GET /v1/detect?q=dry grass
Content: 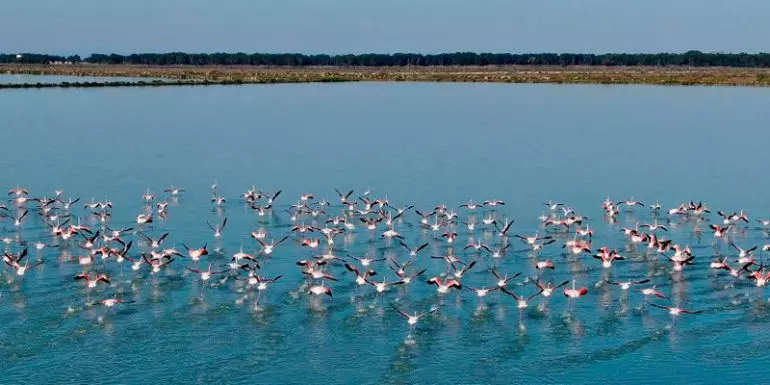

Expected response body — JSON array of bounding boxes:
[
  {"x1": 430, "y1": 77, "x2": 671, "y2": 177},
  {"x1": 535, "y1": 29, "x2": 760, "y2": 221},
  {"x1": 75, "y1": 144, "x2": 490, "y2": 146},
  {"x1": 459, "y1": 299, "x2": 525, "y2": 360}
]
[{"x1": 2, "y1": 64, "x2": 770, "y2": 87}]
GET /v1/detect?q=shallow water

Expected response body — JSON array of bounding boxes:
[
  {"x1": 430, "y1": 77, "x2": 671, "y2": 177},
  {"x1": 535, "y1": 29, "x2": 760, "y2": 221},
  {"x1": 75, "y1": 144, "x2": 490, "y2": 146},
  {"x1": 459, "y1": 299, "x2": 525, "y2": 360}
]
[
  {"x1": 0, "y1": 73, "x2": 163, "y2": 84},
  {"x1": 1, "y1": 82, "x2": 770, "y2": 384}
]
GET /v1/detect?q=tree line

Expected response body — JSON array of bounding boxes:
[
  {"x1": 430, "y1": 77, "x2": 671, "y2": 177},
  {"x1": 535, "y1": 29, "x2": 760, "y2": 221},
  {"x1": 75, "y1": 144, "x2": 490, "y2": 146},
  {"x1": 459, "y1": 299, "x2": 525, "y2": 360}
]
[
  {"x1": 3, "y1": 51, "x2": 770, "y2": 67},
  {"x1": 0, "y1": 53, "x2": 82, "y2": 64}
]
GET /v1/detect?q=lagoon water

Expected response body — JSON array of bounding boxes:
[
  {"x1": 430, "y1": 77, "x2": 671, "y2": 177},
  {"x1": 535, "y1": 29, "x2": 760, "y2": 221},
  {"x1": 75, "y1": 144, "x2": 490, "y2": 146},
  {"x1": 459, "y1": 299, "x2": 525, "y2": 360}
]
[
  {"x1": 0, "y1": 74, "x2": 163, "y2": 84},
  {"x1": 2, "y1": 82, "x2": 770, "y2": 384}
]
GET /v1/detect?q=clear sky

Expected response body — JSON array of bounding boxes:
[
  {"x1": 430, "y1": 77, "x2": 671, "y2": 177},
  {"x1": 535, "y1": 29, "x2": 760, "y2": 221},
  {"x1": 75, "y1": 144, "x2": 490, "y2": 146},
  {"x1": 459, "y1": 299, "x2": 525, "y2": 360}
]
[{"x1": 2, "y1": 0, "x2": 768, "y2": 55}]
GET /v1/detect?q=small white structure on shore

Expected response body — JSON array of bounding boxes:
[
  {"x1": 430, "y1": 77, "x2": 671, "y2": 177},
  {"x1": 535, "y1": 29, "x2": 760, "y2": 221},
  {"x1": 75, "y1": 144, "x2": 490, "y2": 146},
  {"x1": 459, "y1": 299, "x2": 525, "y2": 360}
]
[{"x1": 16, "y1": 54, "x2": 23, "y2": 59}]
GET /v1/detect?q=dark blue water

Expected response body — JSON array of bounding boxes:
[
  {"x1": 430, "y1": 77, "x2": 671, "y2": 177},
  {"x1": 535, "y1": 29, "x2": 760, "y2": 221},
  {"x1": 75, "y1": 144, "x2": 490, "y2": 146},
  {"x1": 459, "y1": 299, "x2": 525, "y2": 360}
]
[{"x1": 1, "y1": 82, "x2": 770, "y2": 384}]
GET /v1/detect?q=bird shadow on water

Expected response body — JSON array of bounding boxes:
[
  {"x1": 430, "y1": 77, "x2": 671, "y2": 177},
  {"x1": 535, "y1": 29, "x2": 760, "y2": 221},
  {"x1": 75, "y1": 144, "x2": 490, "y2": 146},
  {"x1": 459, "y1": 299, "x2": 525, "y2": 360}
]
[{"x1": 384, "y1": 324, "x2": 443, "y2": 384}]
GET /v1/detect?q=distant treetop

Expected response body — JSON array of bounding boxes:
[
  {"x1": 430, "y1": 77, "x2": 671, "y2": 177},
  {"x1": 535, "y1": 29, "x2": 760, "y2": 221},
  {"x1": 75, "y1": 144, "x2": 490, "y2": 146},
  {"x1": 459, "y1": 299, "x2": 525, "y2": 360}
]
[{"x1": 2, "y1": 51, "x2": 770, "y2": 67}]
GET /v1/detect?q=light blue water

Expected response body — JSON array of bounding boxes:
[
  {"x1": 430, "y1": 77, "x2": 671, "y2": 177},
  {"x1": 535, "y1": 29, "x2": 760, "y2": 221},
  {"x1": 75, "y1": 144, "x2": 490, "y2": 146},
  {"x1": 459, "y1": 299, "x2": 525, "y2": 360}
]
[
  {"x1": 0, "y1": 74, "x2": 163, "y2": 84},
  {"x1": 1, "y1": 82, "x2": 770, "y2": 384}
]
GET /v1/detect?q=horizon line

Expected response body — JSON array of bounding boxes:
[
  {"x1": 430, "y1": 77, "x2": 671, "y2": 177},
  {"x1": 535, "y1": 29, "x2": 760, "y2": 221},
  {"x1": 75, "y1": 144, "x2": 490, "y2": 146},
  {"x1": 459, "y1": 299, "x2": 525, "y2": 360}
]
[{"x1": 4, "y1": 50, "x2": 770, "y2": 56}]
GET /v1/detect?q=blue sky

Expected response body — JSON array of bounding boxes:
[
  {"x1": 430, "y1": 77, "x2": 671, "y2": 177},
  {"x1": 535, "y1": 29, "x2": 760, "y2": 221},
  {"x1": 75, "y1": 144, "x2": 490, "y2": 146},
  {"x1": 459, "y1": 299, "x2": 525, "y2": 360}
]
[{"x1": 2, "y1": 0, "x2": 768, "y2": 54}]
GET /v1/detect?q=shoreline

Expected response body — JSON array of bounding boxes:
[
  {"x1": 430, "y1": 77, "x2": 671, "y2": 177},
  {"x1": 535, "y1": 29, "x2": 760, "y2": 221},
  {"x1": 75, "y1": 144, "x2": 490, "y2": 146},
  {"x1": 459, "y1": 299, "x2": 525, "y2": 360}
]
[{"x1": 3, "y1": 64, "x2": 770, "y2": 88}]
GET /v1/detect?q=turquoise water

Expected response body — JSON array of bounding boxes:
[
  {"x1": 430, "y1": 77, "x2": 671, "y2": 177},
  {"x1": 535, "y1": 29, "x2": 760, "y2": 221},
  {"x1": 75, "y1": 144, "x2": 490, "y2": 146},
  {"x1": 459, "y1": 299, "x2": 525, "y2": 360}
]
[{"x1": 1, "y1": 82, "x2": 770, "y2": 384}]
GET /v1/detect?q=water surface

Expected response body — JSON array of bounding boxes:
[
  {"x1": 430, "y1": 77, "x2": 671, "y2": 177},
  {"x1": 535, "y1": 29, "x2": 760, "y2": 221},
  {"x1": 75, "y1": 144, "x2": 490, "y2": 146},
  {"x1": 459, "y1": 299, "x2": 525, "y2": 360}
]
[
  {"x1": 0, "y1": 73, "x2": 163, "y2": 84},
  {"x1": 1, "y1": 82, "x2": 770, "y2": 384}
]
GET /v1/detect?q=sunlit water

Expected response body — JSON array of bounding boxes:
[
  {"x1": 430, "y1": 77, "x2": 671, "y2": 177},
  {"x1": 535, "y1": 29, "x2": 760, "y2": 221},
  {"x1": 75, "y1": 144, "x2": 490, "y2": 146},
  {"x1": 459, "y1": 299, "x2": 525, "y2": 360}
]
[
  {"x1": 1, "y1": 82, "x2": 770, "y2": 384},
  {"x1": 0, "y1": 74, "x2": 163, "y2": 84}
]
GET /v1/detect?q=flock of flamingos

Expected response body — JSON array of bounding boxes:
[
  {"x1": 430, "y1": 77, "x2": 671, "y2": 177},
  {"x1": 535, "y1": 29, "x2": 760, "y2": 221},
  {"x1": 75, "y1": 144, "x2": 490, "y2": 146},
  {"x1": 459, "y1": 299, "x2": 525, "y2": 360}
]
[{"x1": 2, "y1": 183, "x2": 769, "y2": 329}]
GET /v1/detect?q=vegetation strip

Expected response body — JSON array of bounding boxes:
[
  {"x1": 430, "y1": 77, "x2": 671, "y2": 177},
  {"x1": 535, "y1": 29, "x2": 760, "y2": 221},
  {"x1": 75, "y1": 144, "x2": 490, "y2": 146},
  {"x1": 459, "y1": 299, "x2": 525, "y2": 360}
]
[
  {"x1": 3, "y1": 64, "x2": 770, "y2": 88},
  {"x1": 4, "y1": 51, "x2": 770, "y2": 67}
]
